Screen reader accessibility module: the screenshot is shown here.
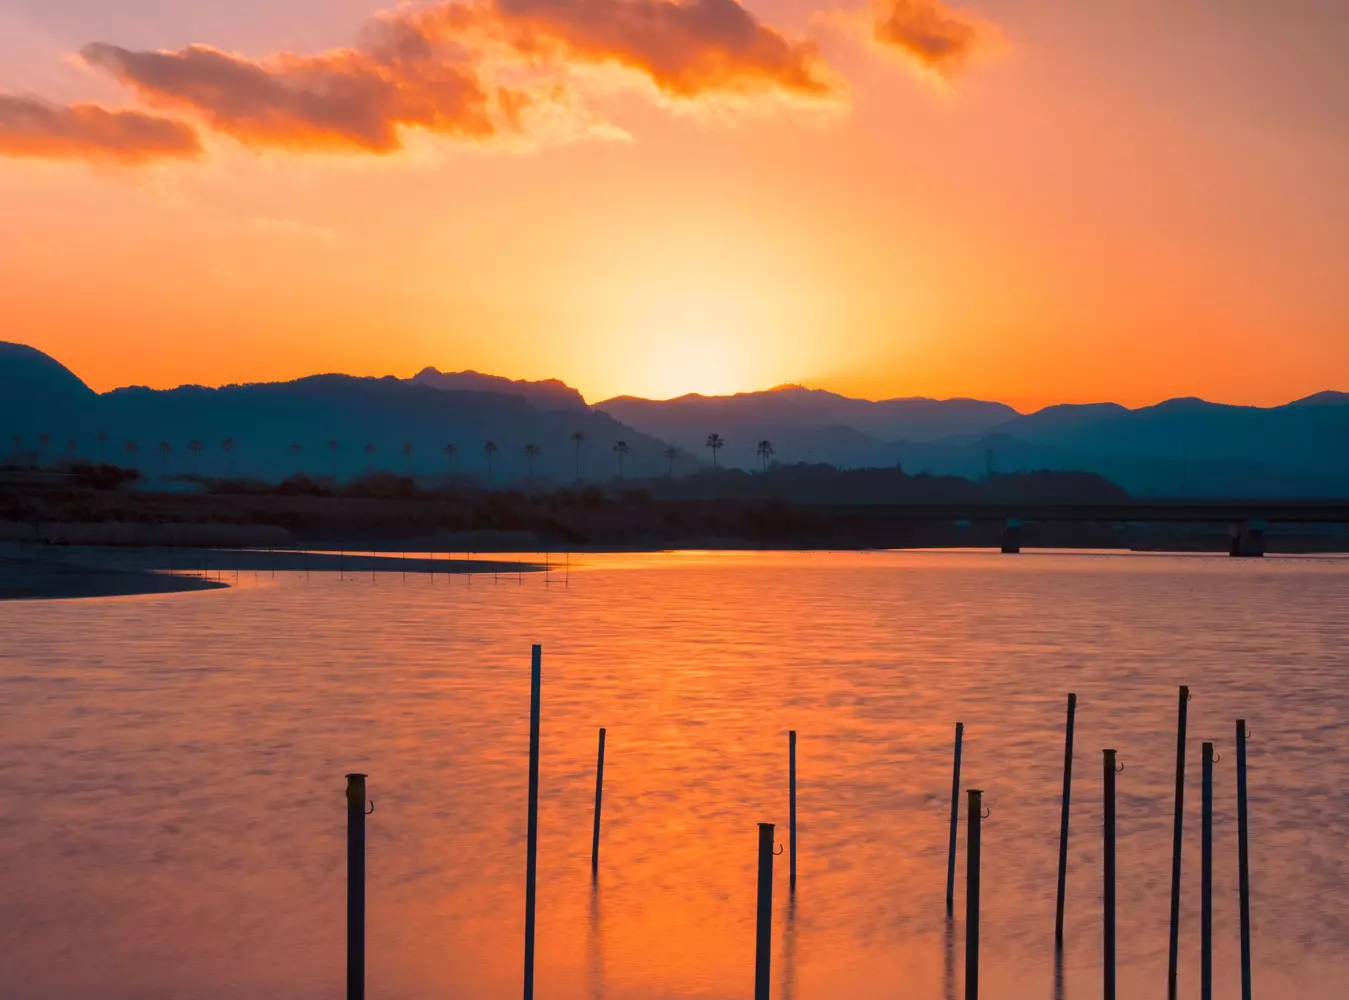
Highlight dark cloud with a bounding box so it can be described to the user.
[0,94,201,163]
[81,40,495,153]
[485,0,835,97]
[874,0,988,73]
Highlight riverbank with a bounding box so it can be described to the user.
[0,552,227,601]
[1,543,544,601]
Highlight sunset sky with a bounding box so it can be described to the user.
[2,0,1346,410]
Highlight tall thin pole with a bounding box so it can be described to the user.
[789,730,798,892]
[1103,749,1118,1000]
[755,822,775,1000]
[965,788,983,1000]
[346,773,368,1000]
[1202,741,1214,1000]
[946,722,964,914]
[1169,686,1190,1000]
[591,727,607,877]
[523,645,542,1000]
[1237,720,1253,1000]
[1055,694,1076,947]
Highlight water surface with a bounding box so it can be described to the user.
[2,550,1348,999]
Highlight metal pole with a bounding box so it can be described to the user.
[965,788,983,1000]
[1055,694,1076,947]
[1103,749,1119,1000]
[346,773,368,1000]
[789,730,798,892]
[1202,741,1214,1000]
[946,722,964,914]
[523,645,542,1000]
[755,822,775,1000]
[1237,720,1252,1000]
[591,727,606,877]
[1168,685,1190,1000]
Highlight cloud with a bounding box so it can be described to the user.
[3,0,840,163]
[469,0,835,98]
[873,0,990,74]
[81,41,497,153]
[0,94,201,163]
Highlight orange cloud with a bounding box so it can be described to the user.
[0,94,201,164]
[873,0,990,74]
[476,0,834,98]
[81,41,497,153]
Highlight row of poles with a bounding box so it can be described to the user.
[342,660,1254,1000]
[946,686,1256,999]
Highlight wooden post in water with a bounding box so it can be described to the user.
[1103,749,1120,1000]
[789,730,798,892]
[965,788,983,1000]
[345,773,370,1000]
[523,645,542,1000]
[591,727,606,877]
[1168,685,1190,1000]
[946,722,964,915]
[1055,694,1076,947]
[1236,719,1253,1000]
[1202,741,1214,1000]
[755,822,775,1000]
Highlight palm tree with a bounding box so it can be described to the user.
[222,438,236,477]
[328,439,340,479]
[38,433,51,459]
[188,439,204,474]
[706,433,725,467]
[756,439,774,472]
[96,429,108,462]
[484,439,498,483]
[157,440,172,477]
[613,439,630,480]
[524,443,540,478]
[664,444,679,477]
[124,440,139,467]
[402,442,414,477]
[290,443,303,475]
[66,438,78,457]
[443,443,458,476]
[571,430,585,481]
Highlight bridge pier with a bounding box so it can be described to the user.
[1229,519,1267,558]
[1001,518,1023,554]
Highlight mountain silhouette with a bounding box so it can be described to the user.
[409,367,587,411]
[595,386,1017,468]
[3,342,1346,497]
[1,343,667,484]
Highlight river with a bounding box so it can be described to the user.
[2,550,1347,998]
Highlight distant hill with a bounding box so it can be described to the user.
[596,386,1018,468]
[409,367,587,411]
[1,345,665,484]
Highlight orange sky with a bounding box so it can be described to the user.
[2,0,1347,411]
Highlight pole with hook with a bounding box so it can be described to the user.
[1202,741,1216,1000]
[789,730,798,892]
[1055,695,1076,947]
[346,773,374,1000]
[946,722,964,915]
[965,789,986,1000]
[1237,721,1253,1000]
[1103,750,1121,1000]
[1169,686,1190,1000]
[523,645,542,1000]
[755,823,778,1000]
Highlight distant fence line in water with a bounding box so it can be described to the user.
[338,648,1257,1000]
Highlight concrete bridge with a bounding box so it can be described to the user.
[811,501,1349,556]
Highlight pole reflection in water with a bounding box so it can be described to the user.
[588,880,604,1000]
[781,891,797,1000]
[943,914,956,1000]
